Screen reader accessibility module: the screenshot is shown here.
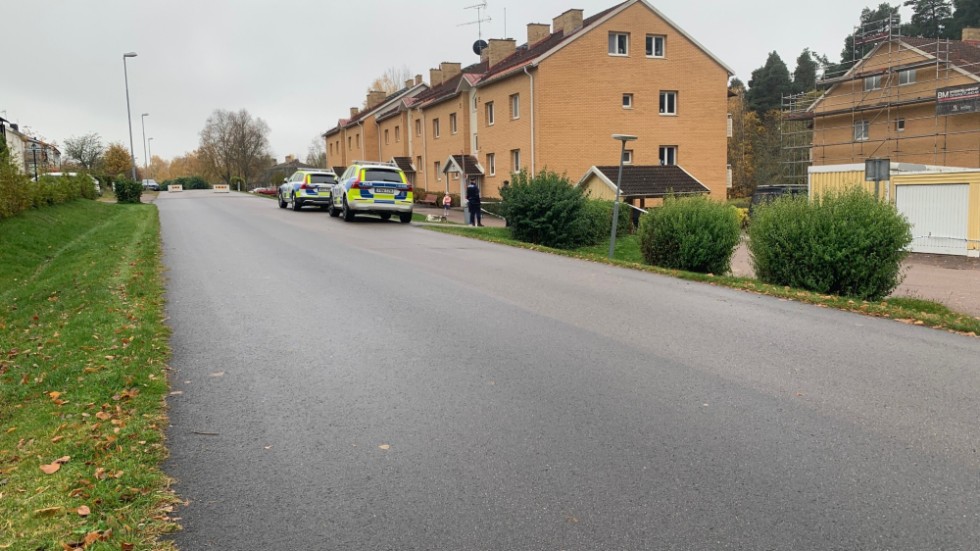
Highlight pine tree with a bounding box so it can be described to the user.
[946,0,980,38]
[746,52,792,114]
[903,0,953,38]
[793,49,819,94]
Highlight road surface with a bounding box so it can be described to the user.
[160,190,980,550]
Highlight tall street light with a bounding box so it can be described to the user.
[147,138,154,178]
[608,134,637,259]
[141,113,150,174]
[122,52,138,181]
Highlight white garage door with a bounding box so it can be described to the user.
[895,184,970,256]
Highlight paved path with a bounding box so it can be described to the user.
[160,191,980,550]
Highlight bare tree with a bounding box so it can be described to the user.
[63,133,105,170]
[306,136,326,167]
[363,66,414,106]
[198,109,272,187]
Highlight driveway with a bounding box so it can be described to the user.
[731,242,980,318]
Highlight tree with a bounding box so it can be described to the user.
[365,65,414,97]
[946,0,980,38]
[306,136,326,167]
[62,133,105,170]
[198,109,273,187]
[727,81,762,198]
[101,142,133,179]
[793,49,819,94]
[169,150,208,181]
[746,52,792,114]
[903,0,953,37]
[829,3,900,77]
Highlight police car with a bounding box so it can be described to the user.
[330,160,413,223]
[278,169,338,211]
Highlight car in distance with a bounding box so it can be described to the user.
[330,160,413,223]
[250,187,277,196]
[141,179,160,191]
[278,169,337,211]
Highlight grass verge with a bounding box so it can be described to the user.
[426,225,980,336]
[0,201,176,550]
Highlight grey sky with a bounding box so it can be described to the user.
[1,0,910,165]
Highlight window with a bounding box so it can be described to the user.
[899,69,916,85]
[486,102,495,126]
[623,149,633,164]
[608,32,629,55]
[348,136,352,150]
[623,93,634,109]
[433,118,440,138]
[510,94,520,119]
[356,134,360,148]
[487,153,496,176]
[384,129,389,145]
[727,113,733,138]
[416,156,422,173]
[510,149,521,173]
[660,91,677,115]
[659,146,677,166]
[435,161,441,180]
[450,113,458,134]
[646,35,665,58]
[896,118,906,132]
[395,126,401,142]
[854,120,870,141]
[415,119,422,136]
[329,143,333,155]
[864,75,882,91]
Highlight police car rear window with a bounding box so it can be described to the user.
[310,174,337,184]
[364,169,402,183]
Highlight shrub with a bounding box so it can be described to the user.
[637,195,741,274]
[578,199,632,246]
[162,176,210,190]
[0,157,31,220]
[114,178,143,204]
[748,187,912,301]
[500,169,591,249]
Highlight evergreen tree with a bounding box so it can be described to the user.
[746,52,793,114]
[830,3,900,77]
[793,49,819,93]
[902,0,953,37]
[947,0,980,38]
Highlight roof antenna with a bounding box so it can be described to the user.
[460,1,493,55]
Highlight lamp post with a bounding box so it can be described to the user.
[141,113,149,175]
[608,134,637,259]
[122,52,138,181]
[29,142,40,182]
[147,137,154,177]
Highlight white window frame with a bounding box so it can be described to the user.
[899,69,916,85]
[433,118,440,138]
[659,91,677,115]
[659,146,677,166]
[487,153,496,176]
[896,118,906,132]
[608,32,629,56]
[395,125,400,142]
[415,119,422,136]
[450,113,458,134]
[623,149,633,165]
[435,161,441,181]
[384,129,389,145]
[854,120,870,141]
[486,102,495,126]
[623,93,634,109]
[511,149,521,173]
[864,74,882,91]
[646,34,665,58]
[510,94,520,119]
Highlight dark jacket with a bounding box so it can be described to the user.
[466,182,481,207]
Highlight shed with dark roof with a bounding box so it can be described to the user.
[577,165,710,204]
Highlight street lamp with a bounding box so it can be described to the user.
[147,138,154,178]
[141,113,149,174]
[122,52,138,181]
[29,141,40,182]
[608,134,637,259]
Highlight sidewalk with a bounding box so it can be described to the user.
[413,205,506,228]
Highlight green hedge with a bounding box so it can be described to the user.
[748,187,912,301]
[579,199,632,245]
[113,178,143,204]
[500,169,591,249]
[161,176,210,190]
[638,195,741,274]
[0,162,98,220]
[0,157,31,220]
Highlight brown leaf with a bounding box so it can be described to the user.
[121,543,134,551]
[49,391,62,399]
[77,505,91,517]
[95,411,111,421]
[54,456,71,464]
[35,506,64,516]
[40,463,61,474]
[93,467,106,480]
[83,531,102,545]
[51,435,64,443]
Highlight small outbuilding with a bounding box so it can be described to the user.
[577,165,711,209]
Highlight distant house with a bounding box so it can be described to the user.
[0,121,61,177]
[259,155,317,187]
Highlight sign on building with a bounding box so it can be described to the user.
[936,84,980,116]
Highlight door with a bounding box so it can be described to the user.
[895,184,969,256]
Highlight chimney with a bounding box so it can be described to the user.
[366,90,386,110]
[482,38,517,68]
[527,23,551,45]
[429,67,445,87]
[553,9,583,35]
[415,74,423,85]
[440,62,462,81]
[963,27,980,45]
[350,107,359,118]
[10,123,18,132]
[285,154,296,163]
[405,79,414,89]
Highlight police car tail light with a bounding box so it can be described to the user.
[352,178,369,190]
[404,184,413,193]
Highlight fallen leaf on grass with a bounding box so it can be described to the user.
[95,411,112,421]
[51,435,63,443]
[77,505,91,517]
[40,463,61,474]
[35,506,64,516]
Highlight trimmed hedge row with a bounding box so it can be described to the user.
[637,195,741,274]
[0,159,98,220]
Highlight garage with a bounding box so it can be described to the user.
[895,184,970,256]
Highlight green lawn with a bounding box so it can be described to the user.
[0,201,177,550]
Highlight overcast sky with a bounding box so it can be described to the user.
[2,0,911,164]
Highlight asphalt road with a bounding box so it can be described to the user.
[160,191,980,550]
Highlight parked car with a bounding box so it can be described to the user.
[278,169,337,211]
[46,172,102,196]
[331,161,413,223]
[250,187,277,196]
[142,179,160,191]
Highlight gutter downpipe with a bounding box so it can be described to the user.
[419,108,429,192]
[357,119,365,161]
[524,64,536,174]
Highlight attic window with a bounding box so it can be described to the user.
[864,75,882,91]
[646,35,665,58]
[608,32,629,56]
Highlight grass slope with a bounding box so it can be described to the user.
[0,201,176,550]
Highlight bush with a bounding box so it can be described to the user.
[161,176,210,190]
[114,178,143,204]
[500,169,592,249]
[638,195,741,274]
[748,187,912,301]
[0,157,31,220]
[578,199,632,246]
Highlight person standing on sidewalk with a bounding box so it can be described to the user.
[466,177,482,226]
[442,191,452,220]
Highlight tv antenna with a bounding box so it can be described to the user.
[458,1,492,40]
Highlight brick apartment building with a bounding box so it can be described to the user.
[324,0,733,200]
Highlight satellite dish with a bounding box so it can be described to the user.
[473,40,489,56]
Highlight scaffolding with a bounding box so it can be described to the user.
[779,14,980,183]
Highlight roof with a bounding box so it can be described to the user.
[392,157,415,173]
[444,155,484,175]
[577,165,710,197]
[901,37,980,78]
[332,166,346,175]
[413,62,486,109]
